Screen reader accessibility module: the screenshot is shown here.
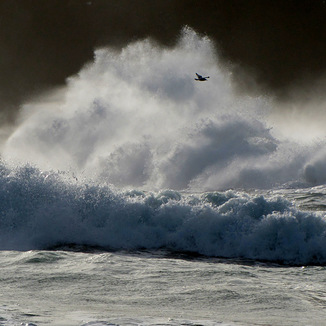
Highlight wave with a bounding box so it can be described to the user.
[1,28,326,265]
[0,163,325,265]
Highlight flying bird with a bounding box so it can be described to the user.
[194,73,209,81]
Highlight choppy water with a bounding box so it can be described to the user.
[1,247,326,326]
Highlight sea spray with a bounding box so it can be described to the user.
[3,27,318,190]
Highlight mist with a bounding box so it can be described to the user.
[3,28,324,191]
[2,1,326,190]
[1,0,326,125]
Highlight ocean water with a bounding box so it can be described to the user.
[1,28,326,325]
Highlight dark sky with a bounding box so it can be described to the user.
[1,0,326,123]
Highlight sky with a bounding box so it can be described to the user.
[1,0,326,123]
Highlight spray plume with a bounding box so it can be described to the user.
[3,28,325,190]
[1,0,326,126]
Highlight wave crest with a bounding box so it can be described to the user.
[1,163,326,265]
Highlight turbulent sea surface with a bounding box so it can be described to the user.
[1,29,326,325]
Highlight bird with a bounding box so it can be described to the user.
[194,73,209,81]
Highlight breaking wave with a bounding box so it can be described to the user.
[0,163,326,265]
[2,28,326,265]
